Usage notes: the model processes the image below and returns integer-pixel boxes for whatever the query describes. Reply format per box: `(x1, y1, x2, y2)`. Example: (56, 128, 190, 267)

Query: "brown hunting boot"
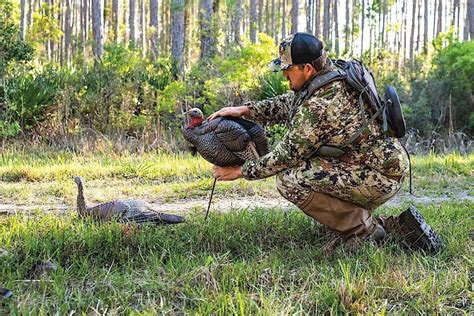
(377, 206, 443, 253)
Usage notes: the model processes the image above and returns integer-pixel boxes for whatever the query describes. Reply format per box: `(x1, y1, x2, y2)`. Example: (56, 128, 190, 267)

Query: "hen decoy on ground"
(183, 107, 270, 166)
(73, 176, 185, 225)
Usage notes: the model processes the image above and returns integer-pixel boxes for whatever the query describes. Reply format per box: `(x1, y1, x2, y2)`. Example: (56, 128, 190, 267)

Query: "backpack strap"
(302, 69, 346, 103)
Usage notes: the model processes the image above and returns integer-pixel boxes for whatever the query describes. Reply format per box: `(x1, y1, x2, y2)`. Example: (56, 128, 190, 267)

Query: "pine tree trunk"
(281, 0, 286, 38)
(92, 0, 103, 58)
(258, 0, 263, 32)
(333, 0, 339, 55)
(200, 0, 215, 60)
(113, 0, 120, 43)
(416, 0, 421, 54)
(436, 0, 442, 37)
(423, 0, 428, 53)
(315, 0, 320, 38)
(323, 0, 330, 43)
(344, 0, 350, 54)
(265, 0, 270, 34)
(360, 0, 364, 56)
(469, 0, 474, 40)
(171, 0, 185, 78)
(234, 0, 243, 44)
(291, 0, 298, 33)
(65, 0, 73, 64)
(306, 0, 312, 33)
(129, 0, 136, 45)
(250, 0, 257, 42)
(140, 0, 146, 55)
(381, 0, 386, 47)
(271, 0, 276, 41)
(150, 0, 159, 57)
(20, 0, 26, 40)
(409, 0, 416, 60)
(27, 0, 33, 29)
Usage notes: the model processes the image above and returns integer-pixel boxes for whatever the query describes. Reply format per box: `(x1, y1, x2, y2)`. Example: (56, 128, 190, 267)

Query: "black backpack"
(302, 59, 406, 158)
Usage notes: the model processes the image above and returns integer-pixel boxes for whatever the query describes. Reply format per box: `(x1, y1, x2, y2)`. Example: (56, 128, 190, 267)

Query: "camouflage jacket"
(241, 75, 409, 180)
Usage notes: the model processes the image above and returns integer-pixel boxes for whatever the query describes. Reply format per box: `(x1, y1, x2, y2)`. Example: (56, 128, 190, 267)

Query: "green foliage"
(2, 67, 58, 130)
(0, 0, 34, 76)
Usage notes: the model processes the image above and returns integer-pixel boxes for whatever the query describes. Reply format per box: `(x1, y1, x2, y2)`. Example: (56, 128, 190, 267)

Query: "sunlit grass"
(1, 150, 472, 183)
(0, 201, 471, 313)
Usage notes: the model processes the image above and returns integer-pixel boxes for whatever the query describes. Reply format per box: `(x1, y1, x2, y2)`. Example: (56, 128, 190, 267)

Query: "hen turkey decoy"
(183, 108, 270, 166)
(73, 176, 185, 225)
(183, 107, 270, 219)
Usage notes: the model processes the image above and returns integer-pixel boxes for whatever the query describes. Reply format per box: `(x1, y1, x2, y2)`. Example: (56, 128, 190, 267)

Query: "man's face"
(282, 64, 314, 92)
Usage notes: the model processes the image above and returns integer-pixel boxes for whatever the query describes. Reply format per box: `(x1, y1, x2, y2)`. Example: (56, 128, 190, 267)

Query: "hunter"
(208, 32, 441, 252)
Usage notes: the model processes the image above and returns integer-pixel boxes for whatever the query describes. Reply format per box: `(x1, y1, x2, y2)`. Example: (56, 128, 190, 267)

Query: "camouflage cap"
(269, 32, 326, 72)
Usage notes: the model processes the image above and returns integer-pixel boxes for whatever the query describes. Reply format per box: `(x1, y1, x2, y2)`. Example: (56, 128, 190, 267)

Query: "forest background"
(0, 0, 473, 153)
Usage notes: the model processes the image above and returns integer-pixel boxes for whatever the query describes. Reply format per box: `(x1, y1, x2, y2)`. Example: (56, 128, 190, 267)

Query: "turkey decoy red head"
(185, 108, 204, 129)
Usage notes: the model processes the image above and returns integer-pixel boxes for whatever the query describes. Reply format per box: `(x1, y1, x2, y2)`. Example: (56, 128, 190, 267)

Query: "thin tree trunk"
(20, 0, 27, 40)
(315, 0, 320, 38)
(469, 0, 474, 39)
(323, 0, 330, 43)
(409, 0, 416, 60)
(291, 0, 298, 33)
(150, 0, 159, 57)
(250, 0, 257, 42)
(171, 0, 185, 78)
(65, 0, 73, 64)
(113, 0, 120, 43)
(381, 0, 386, 47)
(258, 0, 263, 31)
(271, 0, 276, 41)
(27, 0, 33, 29)
(234, 0, 243, 44)
(129, 0, 136, 45)
(140, 0, 146, 55)
(416, 0, 421, 54)
(92, 0, 103, 58)
(200, 0, 215, 60)
(306, 0, 312, 33)
(436, 0, 442, 37)
(265, 0, 270, 34)
(344, 0, 350, 54)
(333, 0, 339, 55)
(360, 0, 364, 56)
(281, 0, 286, 38)
(423, 0, 428, 54)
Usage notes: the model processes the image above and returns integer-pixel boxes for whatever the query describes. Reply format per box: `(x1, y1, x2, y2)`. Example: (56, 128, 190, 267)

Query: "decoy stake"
(205, 178, 217, 220)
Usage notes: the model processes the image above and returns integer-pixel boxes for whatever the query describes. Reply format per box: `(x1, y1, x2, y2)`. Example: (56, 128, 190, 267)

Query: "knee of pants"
(275, 172, 310, 205)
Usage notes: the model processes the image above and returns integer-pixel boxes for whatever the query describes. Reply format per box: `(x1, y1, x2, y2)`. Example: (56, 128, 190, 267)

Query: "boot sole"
(0, 288, 12, 299)
(398, 206, 443, 253)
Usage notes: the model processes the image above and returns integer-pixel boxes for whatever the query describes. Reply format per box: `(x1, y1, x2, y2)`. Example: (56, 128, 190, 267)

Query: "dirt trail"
(0, 191, 472, 216)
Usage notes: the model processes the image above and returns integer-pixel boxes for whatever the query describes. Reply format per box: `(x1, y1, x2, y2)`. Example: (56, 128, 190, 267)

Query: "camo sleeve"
(242, 92, 293, 125)
(241, 81, 353, 180)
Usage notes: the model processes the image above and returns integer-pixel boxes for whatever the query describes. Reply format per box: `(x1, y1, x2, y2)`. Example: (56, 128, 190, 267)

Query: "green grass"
(0, 201, 472, 314)
(0, 149, 473, 313)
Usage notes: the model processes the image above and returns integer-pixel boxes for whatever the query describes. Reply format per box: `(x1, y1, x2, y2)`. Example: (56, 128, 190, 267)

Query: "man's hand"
(212, 165, 243, 181)
(207, 106, 250, 121)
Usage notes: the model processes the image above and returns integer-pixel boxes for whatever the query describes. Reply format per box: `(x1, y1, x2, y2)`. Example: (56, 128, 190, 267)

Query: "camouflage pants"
(276, 157, 403, 211)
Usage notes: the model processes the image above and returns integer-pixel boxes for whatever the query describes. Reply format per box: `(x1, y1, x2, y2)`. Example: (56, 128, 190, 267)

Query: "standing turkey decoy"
(183, 107, 270, 218)
(73, 176, 185, 225)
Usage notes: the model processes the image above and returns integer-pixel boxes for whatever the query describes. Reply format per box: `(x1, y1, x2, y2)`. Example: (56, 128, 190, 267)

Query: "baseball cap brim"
(268, 58, 292, 72)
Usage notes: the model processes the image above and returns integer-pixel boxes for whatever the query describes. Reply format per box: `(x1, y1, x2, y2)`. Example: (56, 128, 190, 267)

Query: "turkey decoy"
(183, 107, 269, 166)
(183, 107, 270, 218)
(73, 176, 185, 225)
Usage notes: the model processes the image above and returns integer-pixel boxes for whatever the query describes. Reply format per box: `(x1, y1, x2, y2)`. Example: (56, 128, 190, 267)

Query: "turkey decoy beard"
(182, 107, 270, 219)
(73, 176, 185, 225)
